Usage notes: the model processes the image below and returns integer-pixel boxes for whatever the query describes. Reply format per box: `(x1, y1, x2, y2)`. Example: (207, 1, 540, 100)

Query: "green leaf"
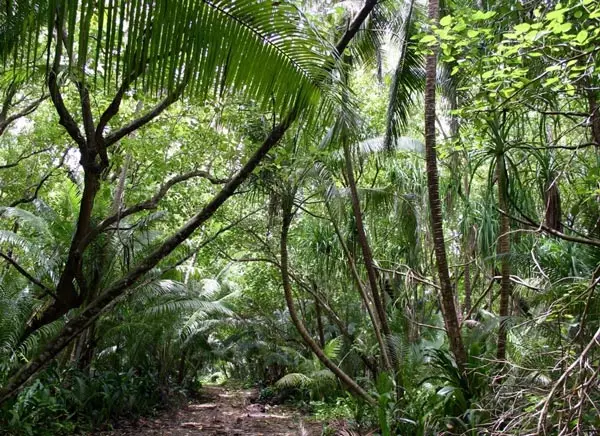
(576, 30, 589, 43)
(439, 15, 452, 26)
(514, 23, 531, 33)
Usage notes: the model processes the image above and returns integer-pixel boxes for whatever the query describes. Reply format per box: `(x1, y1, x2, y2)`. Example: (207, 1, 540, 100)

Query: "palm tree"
(423, 0, 467, 370)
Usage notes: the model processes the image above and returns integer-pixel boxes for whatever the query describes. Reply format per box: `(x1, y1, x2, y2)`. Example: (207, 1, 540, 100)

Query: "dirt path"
(97, 386, 324, 435)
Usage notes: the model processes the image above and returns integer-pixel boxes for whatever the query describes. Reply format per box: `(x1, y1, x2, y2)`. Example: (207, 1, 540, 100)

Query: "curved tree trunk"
(325, 199, 391, 374)
(280, 195, 376, 405)
(342, 143, 395, 374)
(424, 0, 467, 371)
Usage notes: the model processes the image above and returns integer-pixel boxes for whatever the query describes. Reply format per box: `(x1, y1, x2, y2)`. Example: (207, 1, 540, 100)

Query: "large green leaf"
(2, 0, 339, 116)
(383, 0, 425, 150)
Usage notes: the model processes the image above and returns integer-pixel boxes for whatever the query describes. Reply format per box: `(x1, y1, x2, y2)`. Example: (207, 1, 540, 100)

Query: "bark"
(496, 156, 511, 361)
(342, 141, 395, 372)
(325, 199, 392, 373)
(280, 197, 375, 405)
(424, 0, 467, 370)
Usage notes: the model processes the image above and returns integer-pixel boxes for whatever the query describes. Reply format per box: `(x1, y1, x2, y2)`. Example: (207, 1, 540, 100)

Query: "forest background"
(0, 0, 599, 434)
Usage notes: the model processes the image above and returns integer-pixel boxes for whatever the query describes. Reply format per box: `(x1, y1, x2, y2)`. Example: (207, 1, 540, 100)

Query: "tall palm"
(424, 0, 467, 370)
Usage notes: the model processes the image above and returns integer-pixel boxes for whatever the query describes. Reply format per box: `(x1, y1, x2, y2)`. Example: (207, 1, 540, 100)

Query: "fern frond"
(276, 372, 311, 388)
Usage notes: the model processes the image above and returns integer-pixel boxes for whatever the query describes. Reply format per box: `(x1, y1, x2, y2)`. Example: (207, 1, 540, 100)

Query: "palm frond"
(0, 0, 47, 69)
(383, 0, 425, 150)
(0, 207, 50, 235)
(4, 0, 340, 118)
(276, 372, 311, 388)
(349, 0, 401, 69)
(0, 230, 31, 251)
(145, 298, 232, 317)
(323, 336, 342, 360)
(359, 136, 424, 154)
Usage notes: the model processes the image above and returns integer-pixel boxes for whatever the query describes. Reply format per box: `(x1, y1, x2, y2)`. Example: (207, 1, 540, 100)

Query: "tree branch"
(9, 150, 68, 207)
(95, 65, 146, 141)
(87, 169, 229, 244)
(48, 30, 85, 149)
(0, 252, 57, 299)
(0, 95, 48, 136)
(0, 147, 52, 170)
(104, 79, 189, 147)
(501, 208, 600, 248)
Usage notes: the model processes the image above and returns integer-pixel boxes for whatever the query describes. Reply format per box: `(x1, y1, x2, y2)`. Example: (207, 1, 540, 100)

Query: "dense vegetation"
(1, 0, 599, 434)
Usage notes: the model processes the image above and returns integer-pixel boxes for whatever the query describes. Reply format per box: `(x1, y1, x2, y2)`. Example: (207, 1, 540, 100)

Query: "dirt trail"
(97, 385, 324, 435)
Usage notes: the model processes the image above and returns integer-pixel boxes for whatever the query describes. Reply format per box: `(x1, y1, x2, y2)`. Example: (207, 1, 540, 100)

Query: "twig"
(537, 326, 600, 434)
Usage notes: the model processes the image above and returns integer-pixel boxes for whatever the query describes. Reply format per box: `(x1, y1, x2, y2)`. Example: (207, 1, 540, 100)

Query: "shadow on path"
(96, 385, 323, 435)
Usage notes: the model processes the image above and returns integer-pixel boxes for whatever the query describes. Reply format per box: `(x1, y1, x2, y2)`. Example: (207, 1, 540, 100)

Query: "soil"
(95, 385, 324, 436)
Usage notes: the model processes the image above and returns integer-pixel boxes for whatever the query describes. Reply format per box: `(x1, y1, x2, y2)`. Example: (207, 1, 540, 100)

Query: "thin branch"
(0, 147, 52, 170)
(0, 95, 48, 136)
(9, 150, 68, 207)
(501, 208, 600, 248)
(0, 252, 57, 299)
(95, 65, 146, 141)
(104, 77, 190, 147)
(89, 169, 229, 243)
(460, 277, 498, 327)
(537, 326, 600, 434)
(166, 208, 263, 272)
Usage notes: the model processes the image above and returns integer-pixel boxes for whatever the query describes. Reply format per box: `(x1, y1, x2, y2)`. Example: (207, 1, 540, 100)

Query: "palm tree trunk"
(424, 0, 467, 370)
(496, 155, 511, 361)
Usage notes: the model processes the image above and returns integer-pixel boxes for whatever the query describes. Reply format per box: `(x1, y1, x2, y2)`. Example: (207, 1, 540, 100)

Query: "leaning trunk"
(342, 141, 395, 374)
(279, 194, 375, 405)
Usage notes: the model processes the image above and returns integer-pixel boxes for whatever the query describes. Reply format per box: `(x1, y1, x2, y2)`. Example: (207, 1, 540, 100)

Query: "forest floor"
(96, 385, 325, 435)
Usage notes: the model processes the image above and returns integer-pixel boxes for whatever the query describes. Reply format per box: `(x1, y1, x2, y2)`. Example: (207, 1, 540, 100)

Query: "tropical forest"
(0, 0, 599, 434)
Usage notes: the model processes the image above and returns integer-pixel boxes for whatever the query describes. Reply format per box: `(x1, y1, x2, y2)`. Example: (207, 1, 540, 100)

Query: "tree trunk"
(280, 194, 375, 405)
(496, 155, 511, 361)
(342, 141, 395, 374)
(325, 199, 389, 374)
(424, 0, 467, 370)
(314, 294, 326, 348)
